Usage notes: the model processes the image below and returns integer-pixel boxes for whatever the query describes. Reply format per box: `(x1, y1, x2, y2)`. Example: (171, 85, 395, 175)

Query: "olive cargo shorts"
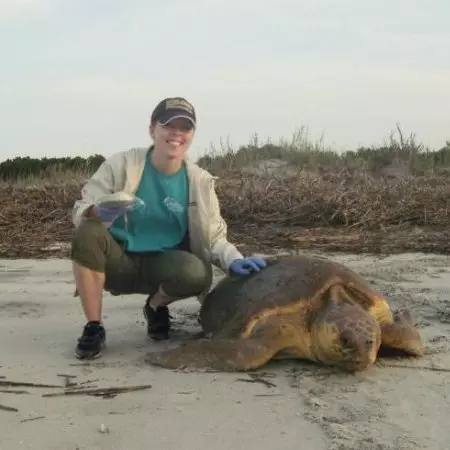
(70, 218, 211, 298)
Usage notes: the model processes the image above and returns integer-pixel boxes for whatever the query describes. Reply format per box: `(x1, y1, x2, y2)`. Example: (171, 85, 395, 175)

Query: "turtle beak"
(348, 350, 378, 372)
(341, 359, 373, 373)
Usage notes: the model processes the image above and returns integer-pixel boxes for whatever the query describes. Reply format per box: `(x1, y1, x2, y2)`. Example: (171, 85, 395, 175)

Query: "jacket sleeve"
(208, 180, 244, 271)
(72, 154, 123, 228)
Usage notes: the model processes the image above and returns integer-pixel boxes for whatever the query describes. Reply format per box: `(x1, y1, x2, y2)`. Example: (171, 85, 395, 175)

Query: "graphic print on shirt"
(108, 156, 189, 252)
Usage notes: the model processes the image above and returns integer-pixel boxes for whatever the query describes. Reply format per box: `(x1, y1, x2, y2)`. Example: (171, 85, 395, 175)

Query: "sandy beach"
(1, 250, 449, 450)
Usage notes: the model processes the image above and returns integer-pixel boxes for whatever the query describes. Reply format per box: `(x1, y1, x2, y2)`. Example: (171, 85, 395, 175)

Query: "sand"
(1, 250, 449, 450)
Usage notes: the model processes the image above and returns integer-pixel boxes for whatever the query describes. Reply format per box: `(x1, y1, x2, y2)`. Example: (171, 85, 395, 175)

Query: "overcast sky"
(1, 0, 449, 163)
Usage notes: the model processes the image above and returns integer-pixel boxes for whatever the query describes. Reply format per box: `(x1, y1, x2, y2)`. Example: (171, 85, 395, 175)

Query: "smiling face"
(149, 118, 195, 161)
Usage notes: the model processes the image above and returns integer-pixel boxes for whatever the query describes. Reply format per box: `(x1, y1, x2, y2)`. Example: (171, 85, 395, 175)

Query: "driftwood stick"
(20, 416, 45, 423)
(236, 373, 277, 388)
(254, 393, 283, 397)
(68, 379, 99, 388)
(64, 383, 99, 391)
(0, 403, 18, 412)
(0, 380, 61, 389)
(42, 384, 152, 398)
(236, 378, 277, 388)
(379, 363, 450, 372)
(0, 389, 29, 394)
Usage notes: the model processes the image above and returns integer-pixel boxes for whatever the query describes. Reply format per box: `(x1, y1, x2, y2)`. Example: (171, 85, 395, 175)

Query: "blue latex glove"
(96, 205, 128, 221)
(229, 256, 267, 276)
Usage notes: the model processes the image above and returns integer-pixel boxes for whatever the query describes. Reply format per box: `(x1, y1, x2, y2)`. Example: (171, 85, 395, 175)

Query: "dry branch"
(0, 403, 18, 412)
(42, 383, 152, 398)
(0, 380, 62, 389)
(1, 169, 449, 257)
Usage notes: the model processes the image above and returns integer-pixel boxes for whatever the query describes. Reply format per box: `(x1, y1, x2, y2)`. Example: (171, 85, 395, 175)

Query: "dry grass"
(215, 168, 450, 254)
(2, 126, 449, 258)
(0, 180, 81, 258)
(1, 164, 449, 258)
(217, 169, 449, 228)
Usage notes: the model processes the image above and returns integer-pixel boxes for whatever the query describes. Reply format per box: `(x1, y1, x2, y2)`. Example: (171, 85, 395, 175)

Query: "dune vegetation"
(2, 125, 449, 258)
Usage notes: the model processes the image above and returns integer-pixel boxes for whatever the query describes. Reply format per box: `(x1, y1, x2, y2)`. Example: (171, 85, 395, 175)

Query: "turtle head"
(310, 302, 381, 372)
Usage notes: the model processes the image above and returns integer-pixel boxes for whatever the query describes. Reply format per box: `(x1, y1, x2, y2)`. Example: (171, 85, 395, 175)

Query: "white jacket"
(72, 147, 244, 276)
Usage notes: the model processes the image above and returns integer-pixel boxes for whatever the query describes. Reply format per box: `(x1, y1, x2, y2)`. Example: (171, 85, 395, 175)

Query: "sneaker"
(75, 321, 106, 359)
(143, 299, 171, 340)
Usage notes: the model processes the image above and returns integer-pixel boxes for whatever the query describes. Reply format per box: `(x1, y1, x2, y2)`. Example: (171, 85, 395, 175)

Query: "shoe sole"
(149, 332, 170, 341)
(75, 349, 103, 360)
(75, 340, 106, 360)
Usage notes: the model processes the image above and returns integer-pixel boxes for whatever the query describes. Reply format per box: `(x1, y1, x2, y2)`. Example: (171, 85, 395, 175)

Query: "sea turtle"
(145, 254, 423, 373)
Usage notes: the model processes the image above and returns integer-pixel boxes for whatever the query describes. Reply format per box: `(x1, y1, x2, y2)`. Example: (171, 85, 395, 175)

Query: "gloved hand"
(229, 256, 267, 276)
(95, 205, 128, 222)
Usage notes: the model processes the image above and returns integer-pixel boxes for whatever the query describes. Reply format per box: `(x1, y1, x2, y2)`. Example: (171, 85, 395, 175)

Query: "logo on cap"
(165, 98, 194, 114)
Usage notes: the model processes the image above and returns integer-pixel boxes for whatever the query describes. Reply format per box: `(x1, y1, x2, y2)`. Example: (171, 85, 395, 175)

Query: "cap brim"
(159, 114, 196, 127)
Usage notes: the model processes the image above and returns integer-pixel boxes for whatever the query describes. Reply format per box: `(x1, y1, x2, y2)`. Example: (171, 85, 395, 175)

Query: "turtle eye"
(340, 331, 353, 347)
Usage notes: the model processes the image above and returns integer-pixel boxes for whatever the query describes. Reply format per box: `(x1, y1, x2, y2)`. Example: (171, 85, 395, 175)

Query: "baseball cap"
(150, 97, 196, 127)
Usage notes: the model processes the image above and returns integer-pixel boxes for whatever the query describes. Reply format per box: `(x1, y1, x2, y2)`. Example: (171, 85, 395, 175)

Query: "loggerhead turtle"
(145, 254, 423, 373)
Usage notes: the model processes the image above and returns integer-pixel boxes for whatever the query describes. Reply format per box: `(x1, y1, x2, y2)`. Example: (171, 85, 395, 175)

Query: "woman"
(70, 96, 267, 359)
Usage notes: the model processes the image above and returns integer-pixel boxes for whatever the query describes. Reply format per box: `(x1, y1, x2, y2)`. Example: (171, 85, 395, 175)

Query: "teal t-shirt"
(109, 152, 189, 252)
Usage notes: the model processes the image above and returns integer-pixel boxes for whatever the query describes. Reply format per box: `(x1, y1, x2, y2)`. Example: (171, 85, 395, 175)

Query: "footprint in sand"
(0, 301, 45, 318)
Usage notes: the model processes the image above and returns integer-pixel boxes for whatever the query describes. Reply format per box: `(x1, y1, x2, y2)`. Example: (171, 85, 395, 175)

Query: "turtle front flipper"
(379, 308, 423, 357)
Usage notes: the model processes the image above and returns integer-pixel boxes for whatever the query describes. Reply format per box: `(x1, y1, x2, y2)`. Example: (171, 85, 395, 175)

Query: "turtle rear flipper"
(145, 321, 304, 372)
(379, 308, 423, 357)
(145, 338, 271, 371)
